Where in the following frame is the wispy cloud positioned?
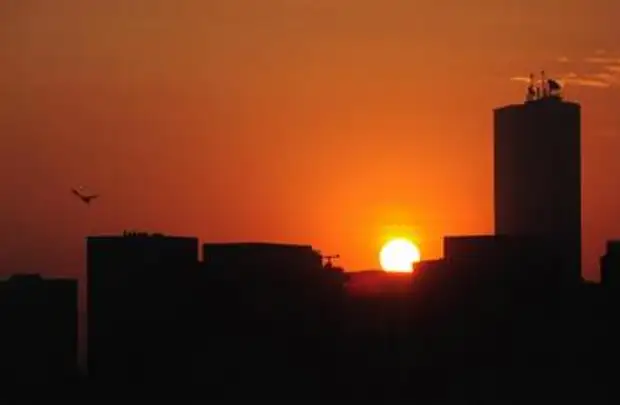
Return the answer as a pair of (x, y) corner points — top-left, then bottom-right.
(584, 57), (620, 64)
(582, 52), (620, 87)
(510, 72), (610, 88)
(561, 76), (610, 88)
(511, 52), (620, 89)
(557, 72), (609, 88)
(606, 65), (620, 73)
(509, 76), (531, 83)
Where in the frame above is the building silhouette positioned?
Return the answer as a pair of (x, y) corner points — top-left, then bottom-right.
(195, 242), (347, 395)
(601, 240), (620, 288)
(493, 73), (582, 285)
(443, 235), (563, 288)
(202, 242), (323, 276)
(0, 274), (78, 385)
(86, 232), (199, 383)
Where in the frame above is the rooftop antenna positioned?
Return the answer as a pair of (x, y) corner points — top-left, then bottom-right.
(526, 73), (536, 102)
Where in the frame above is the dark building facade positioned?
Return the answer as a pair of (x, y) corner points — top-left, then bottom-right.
(202, 242), (323, 278)
(493, 79), (582, 285)
(86, 232), (199, 383)
(600, 240), (620, 288)
(200, 241), (338, 324)
(443, 235), (561, 287)
(198, 242), (346, 390)
(0, 274), (78, 385)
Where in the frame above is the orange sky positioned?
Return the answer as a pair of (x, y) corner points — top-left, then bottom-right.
(1, 0), (620, 282)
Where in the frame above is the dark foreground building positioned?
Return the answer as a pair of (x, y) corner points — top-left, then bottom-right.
(196, 242), (347, 395)
(601, 240), (620, 288)
(86, 231), (199, 383)
(494, 75), (582, 285)
(202, 242), (322, 274)
(0, 274), (78, 385)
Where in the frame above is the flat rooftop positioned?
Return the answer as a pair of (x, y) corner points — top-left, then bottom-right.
(203, 242), (313, 249)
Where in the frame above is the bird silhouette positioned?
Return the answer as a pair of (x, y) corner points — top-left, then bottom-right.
(72, 188), (99, 205)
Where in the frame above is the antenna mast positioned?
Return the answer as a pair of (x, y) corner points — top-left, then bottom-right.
(526, 73), (536, 102)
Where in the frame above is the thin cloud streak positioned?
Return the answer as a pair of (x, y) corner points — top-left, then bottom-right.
(591, 72), (619, 85)
(584, 57), (620, 64)
(526, 52), (620, 89)
(605, 65), (620, 73)
(562, 77), (610, 88)
(583, 53), (620, 87)
(561, 72), (610, 88)
(510, 74), (609, 88)
(509, 76), (531, 83)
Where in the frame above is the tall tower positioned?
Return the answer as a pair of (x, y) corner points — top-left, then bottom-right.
(493, 73), (582, 285)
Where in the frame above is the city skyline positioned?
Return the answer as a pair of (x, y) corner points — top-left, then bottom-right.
(3, 1), (620, 283)
(3, 2), (620, 399)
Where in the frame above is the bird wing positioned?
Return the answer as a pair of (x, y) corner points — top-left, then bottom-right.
(71, 188), (82, 197)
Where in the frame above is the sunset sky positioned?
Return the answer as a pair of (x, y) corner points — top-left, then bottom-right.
(2, 0), (620, 282)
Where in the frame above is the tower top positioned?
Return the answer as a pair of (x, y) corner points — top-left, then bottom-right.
(525, 71), (562, 103)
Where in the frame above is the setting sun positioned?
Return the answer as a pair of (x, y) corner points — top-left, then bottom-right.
(379, 238), (421, 273)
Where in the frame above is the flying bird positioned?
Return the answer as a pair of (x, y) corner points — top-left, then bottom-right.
(72, 187), (99, 205)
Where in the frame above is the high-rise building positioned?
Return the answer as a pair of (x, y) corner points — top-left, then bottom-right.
(493, 73), (582, 285)
(600, 240), (620, 288)
(86, 231), (199, 382)
(0, 274), (78, 385)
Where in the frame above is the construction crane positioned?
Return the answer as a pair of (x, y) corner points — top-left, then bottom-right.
(320, 254), (340, 269)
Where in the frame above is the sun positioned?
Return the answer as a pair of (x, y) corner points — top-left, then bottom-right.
(379, 238), (421, 273)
